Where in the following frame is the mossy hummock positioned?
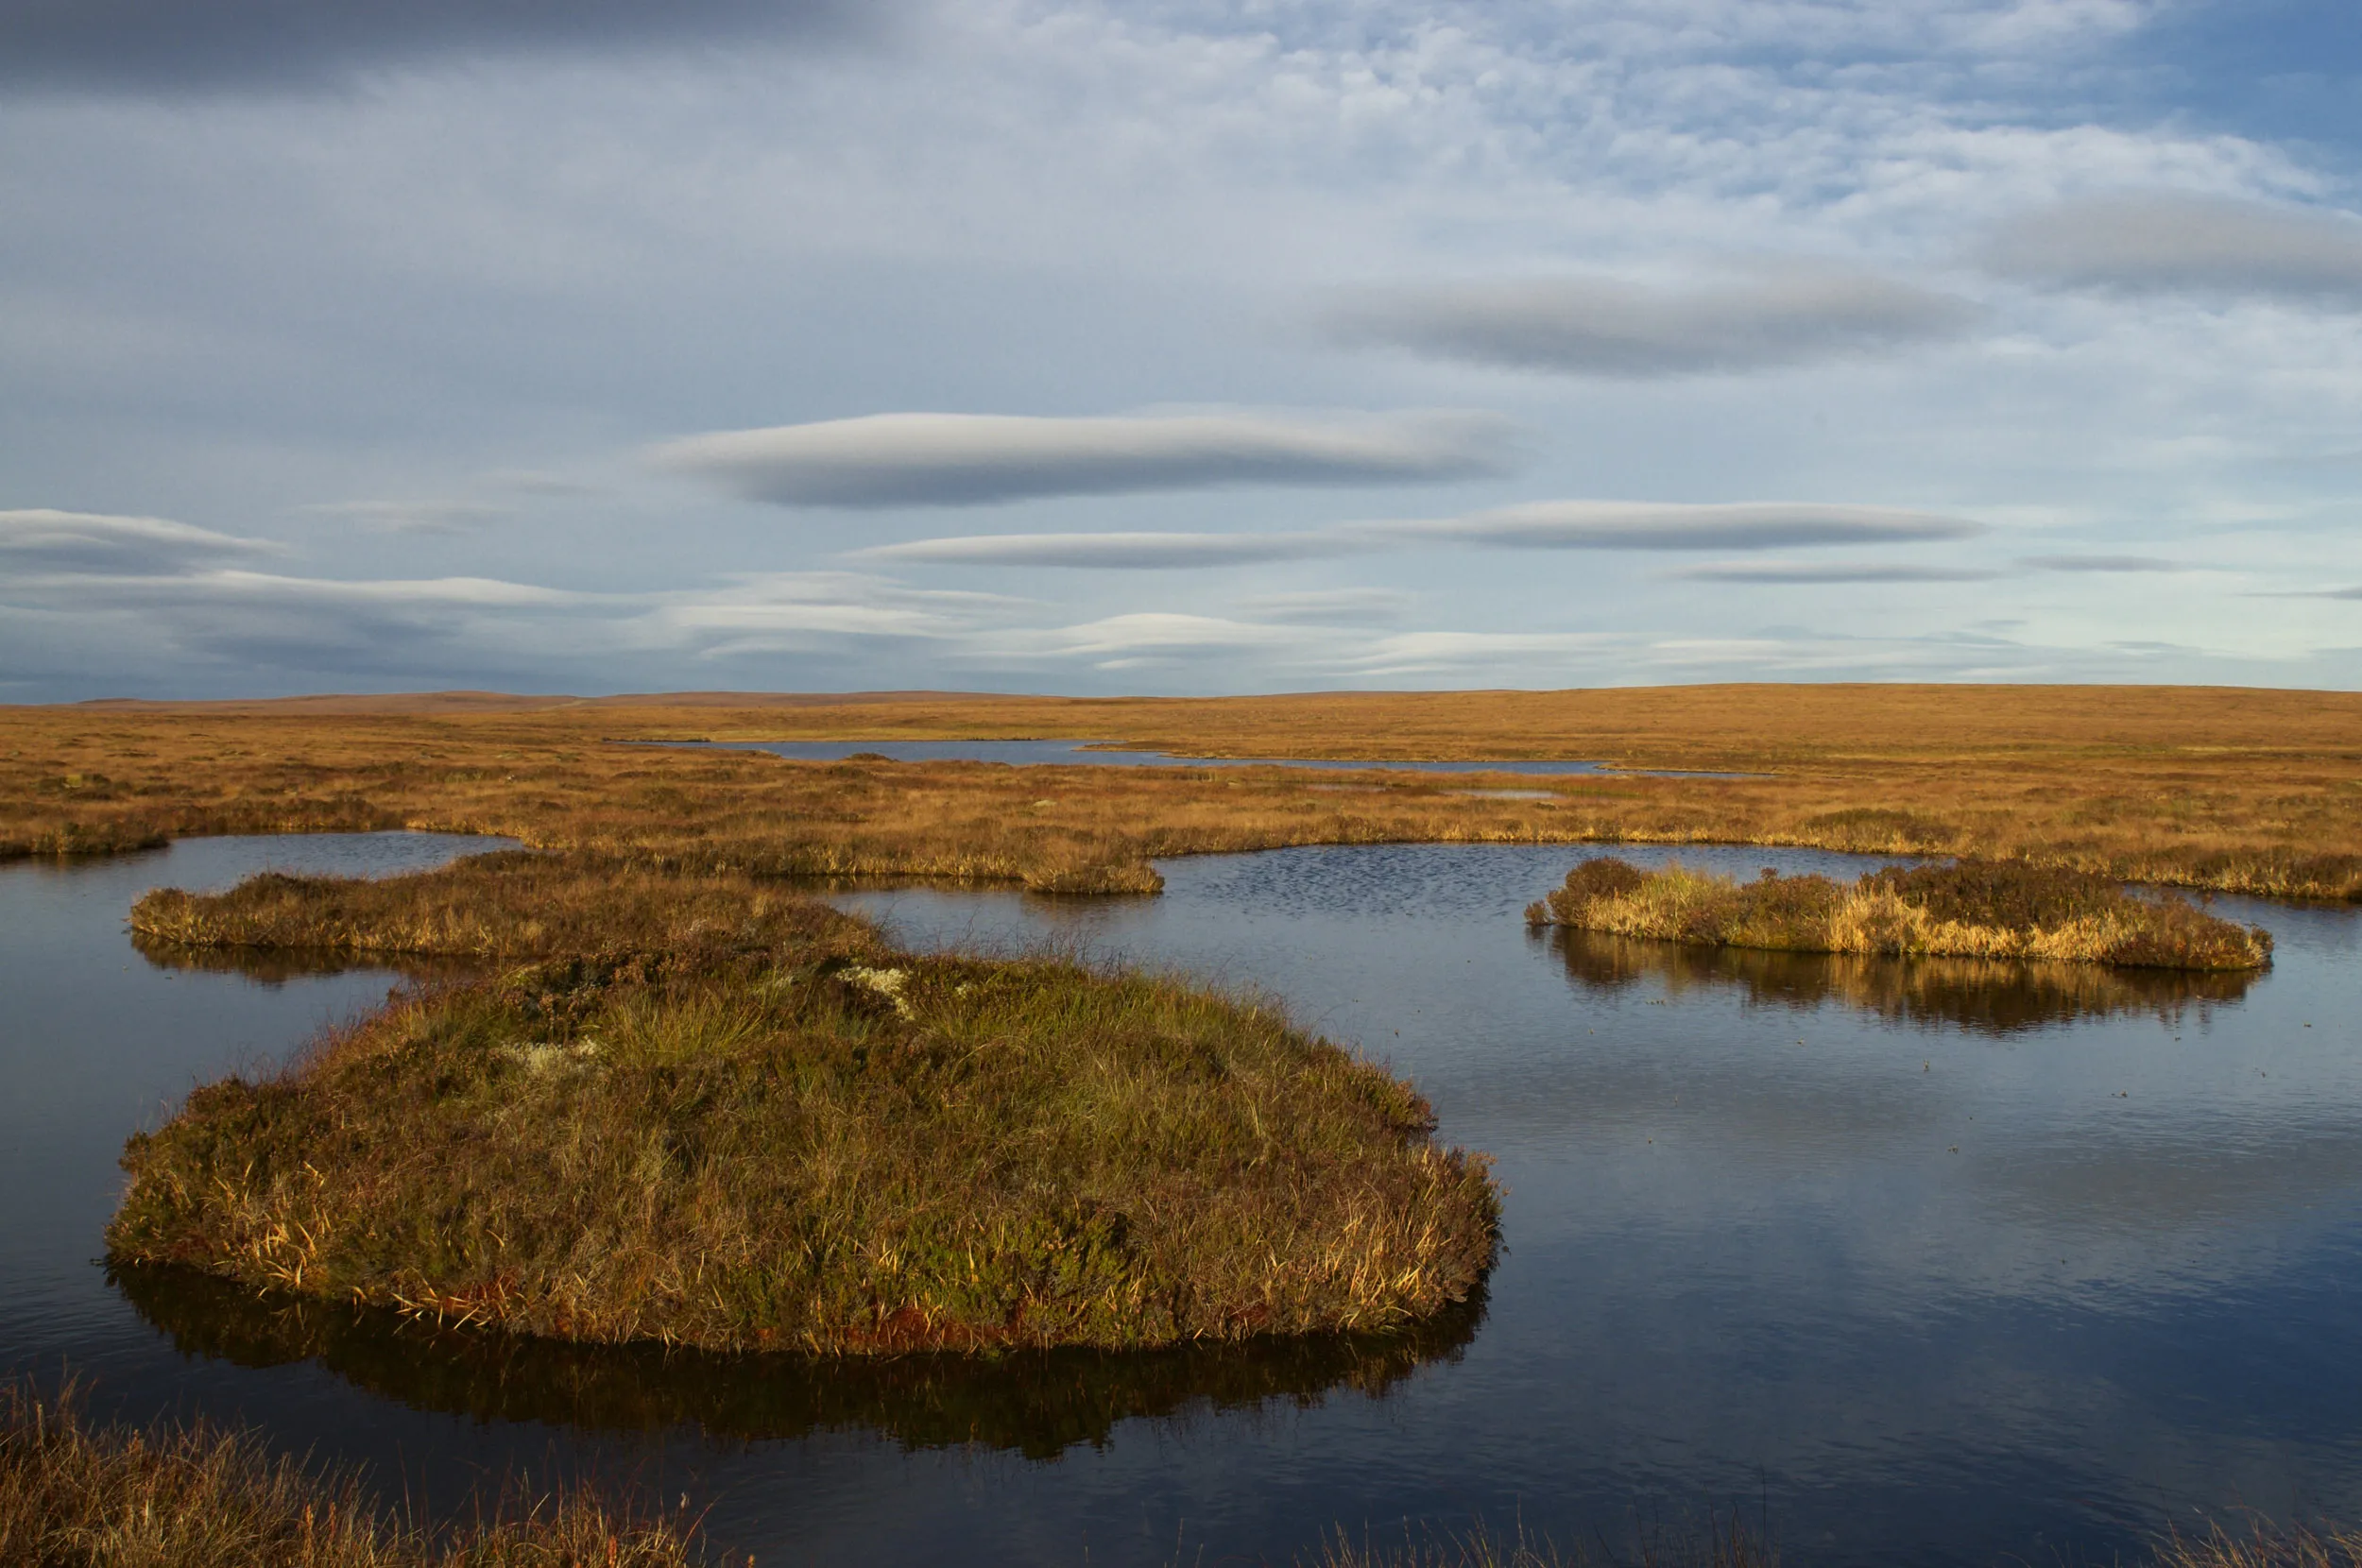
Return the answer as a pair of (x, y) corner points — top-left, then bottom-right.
(110, 872), (1498, 1355)
(1526, 857), (2271, 971)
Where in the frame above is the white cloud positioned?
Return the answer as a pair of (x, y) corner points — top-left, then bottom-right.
(1673, 560), (2002, 583)
(652, 409), (1518, 508)
(859, 501), (1988, 571)
(298, 499), (516, 534)
(1385, 502), (1986, 552)
(1326, 265), (1977, 378)
(0, 508), (279, 574)
(857, 530), (1353, 569)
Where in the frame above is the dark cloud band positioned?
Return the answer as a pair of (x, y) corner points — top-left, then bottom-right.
(1984, 194), (2362, 305)
(656, 410), (1518, 508)
(0, 0), (872, 91)
(855, 501), (1986, 571)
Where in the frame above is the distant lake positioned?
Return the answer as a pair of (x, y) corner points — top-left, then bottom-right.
(5, 834), (2356, 1567)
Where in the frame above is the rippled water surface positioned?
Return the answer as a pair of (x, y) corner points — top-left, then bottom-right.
(6, 835), (2360, 1567)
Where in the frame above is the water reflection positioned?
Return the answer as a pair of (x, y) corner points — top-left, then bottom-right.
(112, 1265), (1484, 1460)
(128, 930), (476, 989)
(1543, 926), (2258, 1033)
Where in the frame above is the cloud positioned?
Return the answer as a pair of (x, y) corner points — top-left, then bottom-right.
(2021, 554), (2194, 572)
(652, 410), (1518, 508)
(300, 500), (516, 535)
(862, 503), (1987, 572)
(1672, 560), (2003, 584)
(0, 0), (877, 93)
(1241, 588), (1416, 625)
(856, 530), (1353, 570)
(1385, 501), (1985, 552)
(0, 509), (278, 574)
(1326, 265), (1977, 377)
(1984, 194), (2362, 304)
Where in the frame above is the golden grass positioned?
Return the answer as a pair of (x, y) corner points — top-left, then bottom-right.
(130, 851), (880, 963)
(1527, 858), (2271, 969)
(9, 684), (2362, 898)
(108, 861), (1499, 1355)
(0, 1379), (693, 1568)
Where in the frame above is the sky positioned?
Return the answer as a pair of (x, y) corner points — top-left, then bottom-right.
(4, 0), (2361, 700)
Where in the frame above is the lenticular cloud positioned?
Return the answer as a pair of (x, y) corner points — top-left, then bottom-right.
(651, 410), (1518, 507)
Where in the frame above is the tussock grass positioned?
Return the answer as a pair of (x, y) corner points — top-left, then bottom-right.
(129, 851), (880, 964)
(1527, 858), (2270, 970)
(109, 883), (1498, 1353)
(0, 1379), (693, 1567)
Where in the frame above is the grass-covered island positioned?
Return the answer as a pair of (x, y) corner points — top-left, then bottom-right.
(1526, 858), (2272, 970)
(111, 855), (1498, 1355)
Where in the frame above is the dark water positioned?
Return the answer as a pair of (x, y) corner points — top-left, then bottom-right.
(657, 737), (1699, 775)
(6, 835), (2360, 1566)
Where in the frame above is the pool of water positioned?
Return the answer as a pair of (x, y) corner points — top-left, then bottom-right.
(652, 737), (1725, 775)
(5, 835), (2358, 1566)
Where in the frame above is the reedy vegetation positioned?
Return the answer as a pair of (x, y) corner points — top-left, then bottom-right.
(111, 862), (1498, 1354)
(1526, 858), (2272, 970)
(0, 1380), (693, 1568)
(9, 685), (2362, 898)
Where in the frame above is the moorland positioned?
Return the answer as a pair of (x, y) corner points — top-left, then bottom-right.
(11, 681), (2362, 1567)
(8, 683), (2362, 898)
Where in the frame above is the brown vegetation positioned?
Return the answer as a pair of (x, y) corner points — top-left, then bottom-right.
(129, 850), (879, 963)
(9, 684), (2362, 898)
(0, 1379), (693, 1568)
(109, 861), (1498, 1355)
(1526, 858), (2271, 969)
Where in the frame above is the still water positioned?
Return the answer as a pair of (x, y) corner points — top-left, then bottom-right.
(5, 833), (2359, 1566)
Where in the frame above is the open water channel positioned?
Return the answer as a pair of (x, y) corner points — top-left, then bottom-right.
(6, 830), (2361, 1566)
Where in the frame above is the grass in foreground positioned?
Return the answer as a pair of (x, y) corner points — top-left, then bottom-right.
(110, 863), (1498, 1354)
(0, 1379), (693, 1567)
(1526, 858), (2271, 970)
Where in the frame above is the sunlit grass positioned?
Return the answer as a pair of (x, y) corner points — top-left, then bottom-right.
(0, 1378), (694, 1567)
(1526, 857), (2270, 970)
(111, 863), (1498, 1355)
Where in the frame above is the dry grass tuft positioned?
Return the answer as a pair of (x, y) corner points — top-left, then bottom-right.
(0, 1378), (694, 1567)
(1527, 858), (2270, 970)
(2156, 1521), (2362, 1568)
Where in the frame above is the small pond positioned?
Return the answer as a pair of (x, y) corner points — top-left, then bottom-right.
(4, 834), (2358, 1566)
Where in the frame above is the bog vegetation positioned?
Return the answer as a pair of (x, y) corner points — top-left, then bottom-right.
(9, 684), (2362, 899)
(0, 1379), (693, 1567)
(111, 861), (1498, 1355)
(1525, 857), (2271, 970)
